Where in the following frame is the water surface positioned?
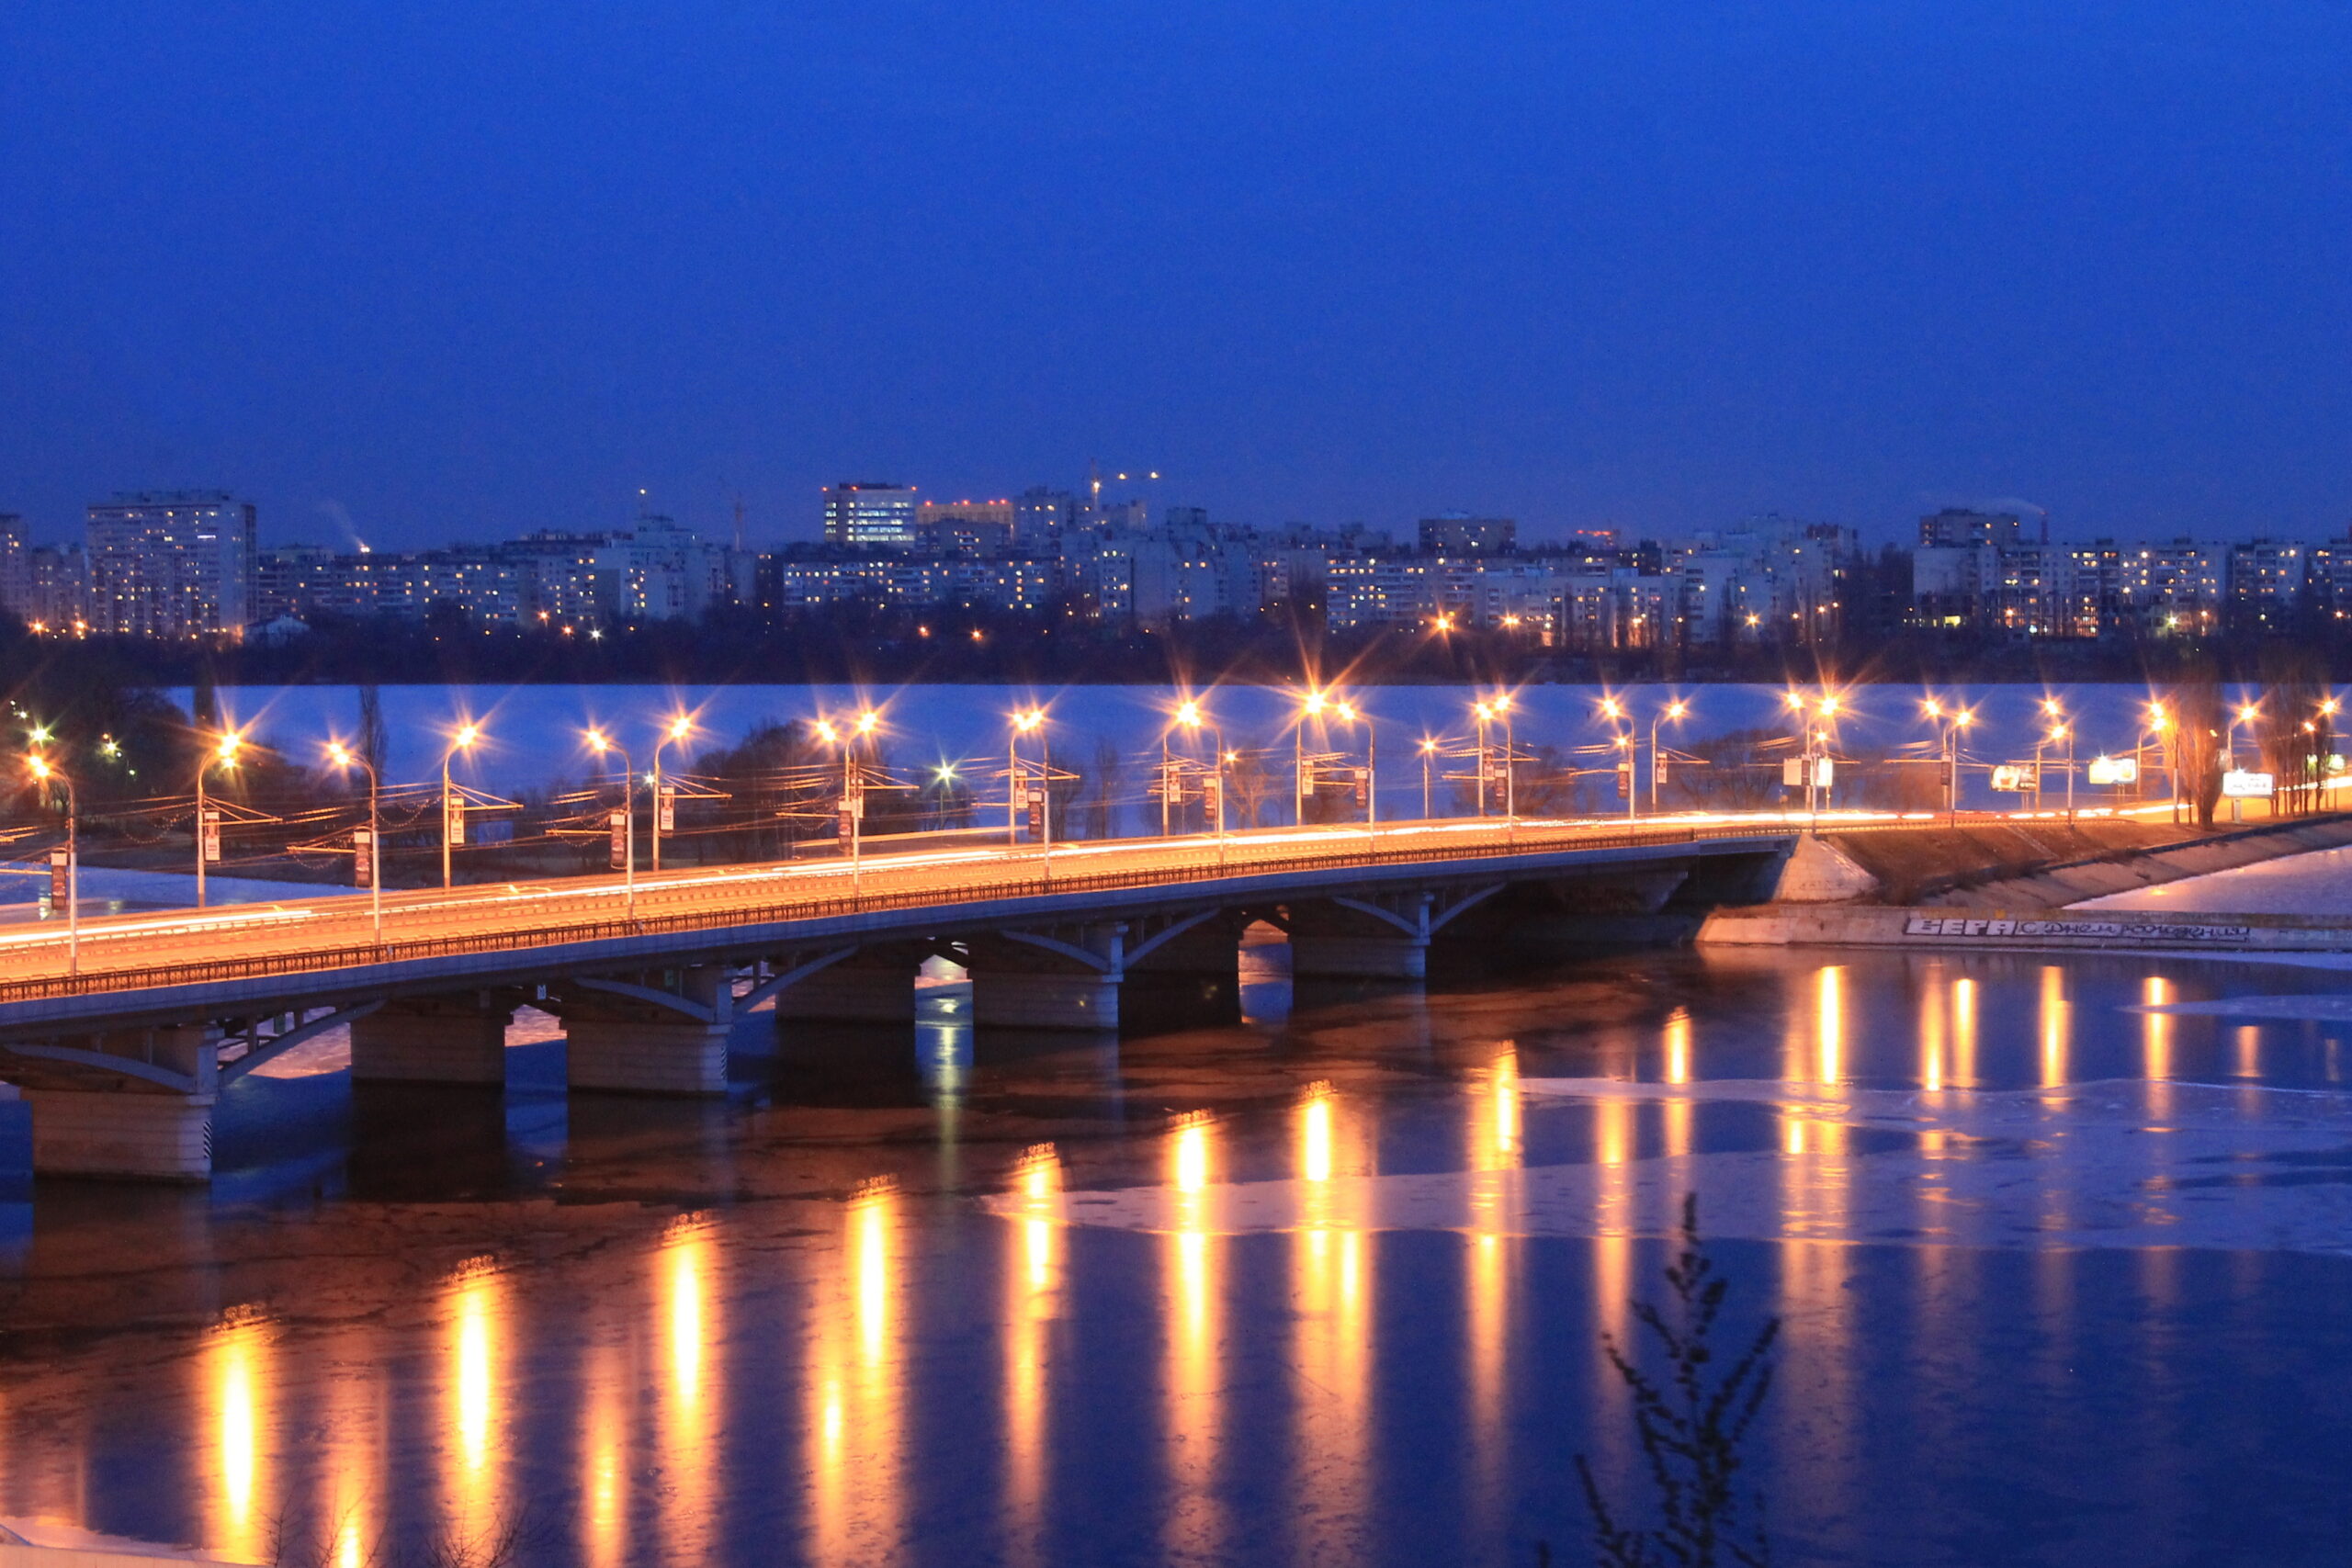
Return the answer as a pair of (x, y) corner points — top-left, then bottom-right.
(4, 948), (2352, 1565)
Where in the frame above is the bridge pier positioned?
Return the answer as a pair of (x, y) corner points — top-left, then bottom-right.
(1286, 895), (1433, 980)
(551, 968), (733, 1097)
(1122, 912), (1245, 1034)
(24, 1086), (216, 1182)
(5, 1023), (222, 1181)
(772, 946), (920, 1024)
(967, 924), (1124, 1032)
(349, 993), (514, 1086)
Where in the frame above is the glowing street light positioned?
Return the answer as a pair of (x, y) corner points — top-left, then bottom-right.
(584, 728), (636, 917)
(1329, 698), (1376, 830)
(1419, 736), (1441, 819)
(195, 728), (244, 908)
(27, 753), (75, 976)
(325, 741), (382, 941)
(1648, 698), (1690, 816)
(1170, 697), (1227, 855)
(650, 714), (694, 873)
(1010, 706), (1050, 874)
(440, 723), (481, 889)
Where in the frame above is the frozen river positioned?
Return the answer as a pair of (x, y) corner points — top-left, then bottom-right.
(4, 945), (2352, 1563)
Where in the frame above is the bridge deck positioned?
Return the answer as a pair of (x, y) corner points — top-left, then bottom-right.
(0, 812), (1849, 1030)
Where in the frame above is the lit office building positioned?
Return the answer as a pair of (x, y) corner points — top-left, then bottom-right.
(822, 482), (921, 549)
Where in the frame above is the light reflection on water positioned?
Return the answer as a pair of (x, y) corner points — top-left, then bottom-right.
(8, 948), (2352, 1565)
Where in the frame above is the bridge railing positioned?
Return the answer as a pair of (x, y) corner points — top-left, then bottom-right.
(0, 817), (1800, 1007)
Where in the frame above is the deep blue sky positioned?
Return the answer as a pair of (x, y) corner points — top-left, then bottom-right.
(4, 2), (2350, 549)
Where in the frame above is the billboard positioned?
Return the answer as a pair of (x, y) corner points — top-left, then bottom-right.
(1990, 765), (2037, 793)
(2222, 770), (2275, 798)
(2086, 755), (2139, 785)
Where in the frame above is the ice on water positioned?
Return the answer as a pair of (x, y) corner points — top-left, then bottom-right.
(996, 1078), (2352, 1254)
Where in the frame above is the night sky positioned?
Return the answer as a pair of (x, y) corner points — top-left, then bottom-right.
(4, 2), (2349, 548)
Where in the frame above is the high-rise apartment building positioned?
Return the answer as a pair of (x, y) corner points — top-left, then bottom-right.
(85, 491), (256, 639)
(822, 483), (920, 549)
(1418, 513), (1518, 554)
(1919, 508), (2024, 547)
(0, 515), (28, 625)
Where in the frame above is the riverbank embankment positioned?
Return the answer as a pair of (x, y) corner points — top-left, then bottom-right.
(1790, 814), (2352, 910)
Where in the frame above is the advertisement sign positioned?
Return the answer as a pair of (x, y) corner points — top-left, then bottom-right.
(657, 785), (676, 833)
(2086, 755), (2138, 786)
(1619, 762), (1635, 797)
(1781, 758), (1804, 787)
(2222, 770), (2275, 799)
(1652, 755), (1668, 787)
(353, 828), (373, 888)
(609, 809), (628, 868)
(1990, 765), (2037, 793)
(1781, 758), (1834, 788)
(200, 806), (223, 863)
(49, 847), (68, 905)
(444, 795), (466, 847)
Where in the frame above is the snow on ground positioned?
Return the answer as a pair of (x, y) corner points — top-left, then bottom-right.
(2073, 842), (2352, 915)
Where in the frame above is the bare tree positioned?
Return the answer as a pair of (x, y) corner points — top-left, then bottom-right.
(2169, 666), (2225, 828)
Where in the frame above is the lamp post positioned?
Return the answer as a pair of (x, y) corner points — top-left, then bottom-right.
(1782, 692), (1810, 818)
(440, 723), (481, 889)
(2230, 703), (2261, 821)
(28, 754), (75, 976)
(1814, 695), (1840, 820)
(1012, 706), (1049, 872)
(650, 715), (692, 872)
(1296, 690), (1328, 825)
(817, 709), (880, 892)
(1172, 699), (1225, 857)
(1332, 700), (1375, 832)
(194, 729), (243, 908)
(1419, 738), (1439, 819)
(2145, 703), (2175, 820)
(1472, 701), (1493, 818)
(1922, 699), (1973, 822)
(1601, 697), (1633, 820)
(1648, 699), (1689, 816)
(2051, 723), (2075, 820)
(326, 742), (382, 942)
(584, 729), (636, 918)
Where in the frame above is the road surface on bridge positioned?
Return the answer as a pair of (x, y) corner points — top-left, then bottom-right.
(0, 808), (1904, 994)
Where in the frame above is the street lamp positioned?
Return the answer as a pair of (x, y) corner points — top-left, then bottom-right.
(2145, 702), (2175, 819)
(1011, 706), (1050, 874)
(1296, 689), (1329, 824)
(584, 728), (636, 918)
(2231, 703), (2261, 821)
(441, 723), (481, 889)
(1331, 699), (1375, 831)
(1648, 699), (1689, 816)
(28, 753), (75, 976)
(650, 714), (693, 872)
(195, 729), (243, 908)
(1600, 697), (1634, 819)
(2050, 723), (2076, 820)
(1419, 737), (1440, 819)
(1171, 698), (1226, 855)
(325, 742), (382, 942)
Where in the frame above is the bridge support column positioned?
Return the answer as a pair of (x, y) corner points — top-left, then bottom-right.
(349, 994), (514, 1086)
(24, 1087), (216, 1182)
(6, 1022), (223, 1181)
(773, 948), (919, 1024)
(554, 967), (733, 1097)
(1286, 895), (1432, 980)
(1122, 914), (1244, 1034)
(967, 925), (1124, 1033)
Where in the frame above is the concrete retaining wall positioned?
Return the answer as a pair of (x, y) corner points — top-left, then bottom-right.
(1698, 902), (2352, 955)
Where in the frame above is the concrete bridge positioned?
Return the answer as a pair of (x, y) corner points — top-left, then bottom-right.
(0, 814), (1823, 1179)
